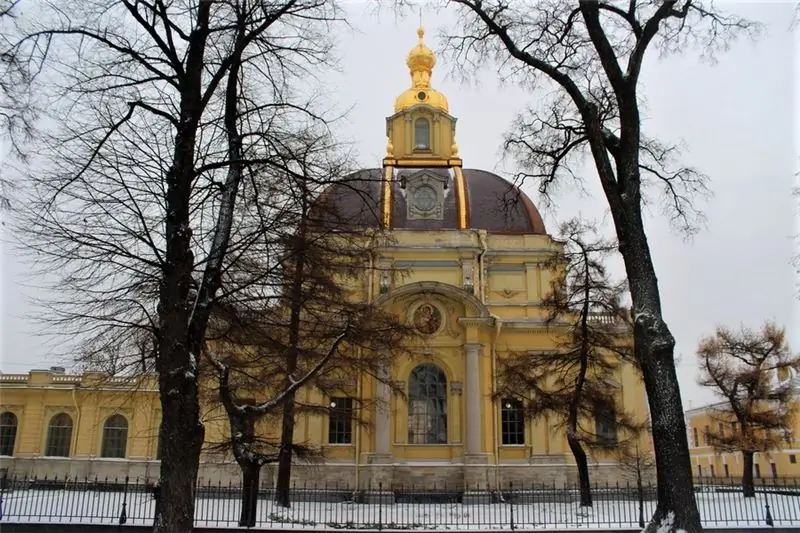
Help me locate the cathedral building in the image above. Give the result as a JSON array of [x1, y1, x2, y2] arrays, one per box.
[[0, 28, 649, 491]]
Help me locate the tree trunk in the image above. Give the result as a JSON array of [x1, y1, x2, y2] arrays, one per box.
[[567, 434, 592, 507], [608, 199, 701, 533], [742, 451, 755, 498], [155, 368, 204, 533], [239, 461, 261, 527], [153, 8, 211, 529], [635, 322, 700, 532], [275, 392, 297, 508]]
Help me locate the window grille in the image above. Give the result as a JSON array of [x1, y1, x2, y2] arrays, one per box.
[[328, 397, 354, 445], [408, 364, 447, 444], [0, 412, 18, 456], [501, 399, 524, 445], [46, 413, 73, 457], [101, 414, 129, 458]]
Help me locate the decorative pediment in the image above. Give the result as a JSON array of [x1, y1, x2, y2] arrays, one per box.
[[400, 169, 449, 189], [402, 171, 447, 221]]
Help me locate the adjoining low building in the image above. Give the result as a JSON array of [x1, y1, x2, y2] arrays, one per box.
[[685, 402, 800, 480], [0, 27, 651, 492]]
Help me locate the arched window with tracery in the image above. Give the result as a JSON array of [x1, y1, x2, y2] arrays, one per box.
[[408, 363, 447, 444], [414, 118, 430, 150], [101, 414, 129, 458], [45, 413, 73, 457], [0, 412, 18, 456]]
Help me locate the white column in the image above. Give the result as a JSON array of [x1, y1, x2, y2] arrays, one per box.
[[464, 343, 482, 455], [375, 365, 391, 455]]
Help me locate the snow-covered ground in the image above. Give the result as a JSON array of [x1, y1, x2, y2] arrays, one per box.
[[0, 488, 797, 529]]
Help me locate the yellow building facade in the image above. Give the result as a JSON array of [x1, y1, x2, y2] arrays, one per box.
[[0, 28, 650, 490], [686, 402, 800, 480]]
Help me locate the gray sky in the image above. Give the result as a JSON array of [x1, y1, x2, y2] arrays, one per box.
[[1, 2, 798, 409]]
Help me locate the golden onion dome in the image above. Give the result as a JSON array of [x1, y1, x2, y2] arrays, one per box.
[[394, 27, 449, 113], [407, 27, 435, 72]]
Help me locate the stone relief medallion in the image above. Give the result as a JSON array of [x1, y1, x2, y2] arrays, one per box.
[[412, 303, 443, 335]]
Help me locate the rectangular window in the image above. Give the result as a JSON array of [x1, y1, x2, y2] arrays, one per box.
[[703, 425, 710, 446], [718, 422, 724, 435], [710, 464, 715, 478], [595, 405, 617, 444], [697, 464, 702, 477], [501, 399, 524, 445], [328, 397, 353, 445], [755, 463, 761, 478], [724, 463, 729, 477], [771, 462, 778, 478], [692, 427, 699, 447], [790, 454, 797, 464]]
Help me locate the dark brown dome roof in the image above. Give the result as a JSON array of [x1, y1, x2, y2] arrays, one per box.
[[315, 167, 546, 234]]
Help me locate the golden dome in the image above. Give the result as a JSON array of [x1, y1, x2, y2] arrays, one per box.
[[407, 27, 435, 73], [394, 27, 449, 113]]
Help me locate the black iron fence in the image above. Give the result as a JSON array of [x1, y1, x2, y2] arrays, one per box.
[[1, 474, 798, 529]]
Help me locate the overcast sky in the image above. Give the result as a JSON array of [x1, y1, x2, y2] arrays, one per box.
[[1, 2, 798, 409]]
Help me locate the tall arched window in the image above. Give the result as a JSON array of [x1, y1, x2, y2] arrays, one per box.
[[414, 118, 430, 150], [45, 413, 73, 457], [408, 364, 447, 444], [0, 412, 18, 456], [101, 414, 129, 458]]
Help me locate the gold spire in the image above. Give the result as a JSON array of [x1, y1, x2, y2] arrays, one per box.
[[394, 26, 449, 113]]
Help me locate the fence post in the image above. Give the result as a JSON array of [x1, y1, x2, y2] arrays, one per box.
[[0, 470, 7, 521], [509, 481, 515, 531], [378, 481, 383, 531], [765, 498, 774, 527], [119, 475, 128, 525], [152, 481, 161, 528]]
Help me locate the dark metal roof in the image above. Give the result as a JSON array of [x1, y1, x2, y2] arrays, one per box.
[[313, 167, 547, 234]]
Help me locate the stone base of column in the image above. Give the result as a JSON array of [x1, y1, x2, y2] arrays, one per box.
[[363, 454, 394, 493], [367, 453, 393, 465], [462, 453, 491, 500]]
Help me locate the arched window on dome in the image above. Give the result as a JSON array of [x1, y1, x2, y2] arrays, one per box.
[[101, 414, 129, 458], [45, 413, 73, 457], [414, 118, 430, 150], [0, 412, 18, 456], [408, 363, 447, 444]]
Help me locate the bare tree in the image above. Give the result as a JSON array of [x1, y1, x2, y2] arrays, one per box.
[[202, 138, 415, 519], [437, 2, 758, 530], [0, 0, 43, 206], [497, 218, 639, 507], [617, 441, 656, 528], [697, 322, 799, 497], [10, 2, 344, 531]]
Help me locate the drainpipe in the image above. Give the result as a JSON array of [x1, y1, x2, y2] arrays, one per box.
[[474, 229, 498, 488], [475, 230, 488, 302], [71, 384, 82, 472], [489, 315, 503, 491], [353, 367, 362, 497], [353, 249, 375, 495]]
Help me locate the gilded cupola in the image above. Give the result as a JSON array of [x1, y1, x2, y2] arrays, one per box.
[[394, 27, 449, 114], [386, 27, 459, 166]]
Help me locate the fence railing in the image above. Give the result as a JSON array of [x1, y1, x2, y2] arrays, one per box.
[[1, 475, 798, 529]]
